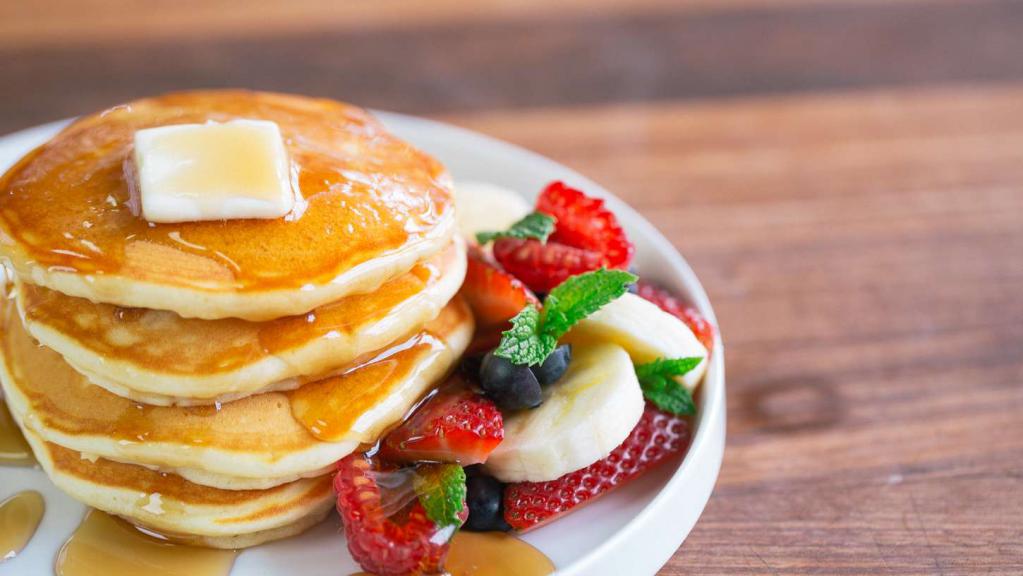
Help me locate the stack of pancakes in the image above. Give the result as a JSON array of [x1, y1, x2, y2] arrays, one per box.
[[0, 91, 472, 548]]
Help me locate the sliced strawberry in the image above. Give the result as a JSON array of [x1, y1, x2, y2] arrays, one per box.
[[335, 455, 455, 576], [503, 404, 691, 532], [379, 384, 504, 466], [636, 281, 716, 352], [536, 181, 634, 270], [492, 237, 603, 294], [461, 247, 539, 331]]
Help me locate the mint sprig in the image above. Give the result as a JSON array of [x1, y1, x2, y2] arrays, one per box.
[[635, 357, 703, 415], [495, 269, 636, 366], [476, 212, 556, 245], [413, 464, 466, 530]]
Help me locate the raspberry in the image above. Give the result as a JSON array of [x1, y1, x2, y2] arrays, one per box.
[[334, 455, 452, 576], [492, 237, 603, 294], [635, 282, 716, 351], [536, 181, 634, 270], [503, 405, 691, 532]]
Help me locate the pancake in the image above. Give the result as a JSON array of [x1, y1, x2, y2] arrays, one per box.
[[22, 430, 334, 549], [1, 296, 473, 490], [16, 238, 466, 406], [0, 90, 456, 321]]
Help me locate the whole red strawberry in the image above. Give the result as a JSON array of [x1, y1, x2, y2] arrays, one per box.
[[503, 405, 691, 532], [379, 385, 504, 466], [335, 455, 464, 576], [636, 281, 715, 351], [536, 181, 634, 270]]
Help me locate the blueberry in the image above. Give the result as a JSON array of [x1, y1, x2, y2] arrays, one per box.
[[464, 472, 511, 532], [531, 344, 571, 386], [480, 351, 542, 411]]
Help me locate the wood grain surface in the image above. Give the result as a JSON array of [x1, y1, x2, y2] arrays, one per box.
[[2, 0, 1022, 574]]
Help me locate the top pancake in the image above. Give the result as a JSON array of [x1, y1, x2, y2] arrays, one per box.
[[0, 90, 456, 320]]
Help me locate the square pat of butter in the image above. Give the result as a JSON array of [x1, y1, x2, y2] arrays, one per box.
[[133, 119, 295, 223]]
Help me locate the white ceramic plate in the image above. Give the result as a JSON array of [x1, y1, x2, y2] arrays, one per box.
[[0, 112, 725, 576]]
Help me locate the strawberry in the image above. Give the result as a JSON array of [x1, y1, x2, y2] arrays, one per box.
[[636, 282, 716, 352], [503, 404, 691, 532], [379, 384, 504, 466], [461, 246, 539, 331], [492, 237, 603, 294], [335, 455, 465, 576], [536, 181, 634, 270]]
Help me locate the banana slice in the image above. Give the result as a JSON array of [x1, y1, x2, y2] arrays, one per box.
[[454, 181, 531, 242], [564, 292, 708, 391], [485, 342, 644, 483]]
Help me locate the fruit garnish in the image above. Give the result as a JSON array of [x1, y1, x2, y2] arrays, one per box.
[[379, 385, 504, 466], [535, 181, 634, 270], [464, 467, 512, 532], [461, 247, 540, 332], [475, 212, 556, 246], [335, 455, 467, 576], [479, 351, 542, 411], [502, 404, 691, 532], [531, 344, 571, 386], [635, 281, 716, 352], [485, 341, 644, 483], [495, 268, 636, 366], [492, 237, 603, 294], [635, 357, 702, 415]]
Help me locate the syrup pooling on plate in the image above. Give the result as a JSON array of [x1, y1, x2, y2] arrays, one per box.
[[0, 490, 44, 562], [0, 91, 453, 293], [288, 296, 472, 443], [445, 532, 555, 576], [55, 510, 237, 576], [0, 397, 33, 466]]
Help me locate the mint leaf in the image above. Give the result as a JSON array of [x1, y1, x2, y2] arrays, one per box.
[[413, 464, 466, 530], [496, 269, 637, 366], [542, 269, 637, 340], [495, 305, 554, 366], [476, 212, 556, 245], [635, 357, 703, 415]]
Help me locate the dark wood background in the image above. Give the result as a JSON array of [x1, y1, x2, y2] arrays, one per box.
[[2, 1, 1022, 574]]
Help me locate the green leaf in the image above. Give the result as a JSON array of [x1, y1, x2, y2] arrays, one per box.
[[542, 269, 637, 340], [635, 357, 703, 415], [495, 269, 636, 366], [476, 212, 556, 245], [413, 464, 466, 530], [494, 305, 555, 366]]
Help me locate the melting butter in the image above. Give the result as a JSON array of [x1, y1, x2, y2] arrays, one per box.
[[132, 119, 295, 223]]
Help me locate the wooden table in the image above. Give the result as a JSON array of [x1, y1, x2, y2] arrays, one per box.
[[3, 0, 1022, 574]]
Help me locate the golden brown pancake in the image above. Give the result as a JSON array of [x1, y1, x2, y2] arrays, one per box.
[[17, 239, 466, 405], [0, 90, 456, 320], [1, 296, 473, 490], [21, 429, 334, 549]]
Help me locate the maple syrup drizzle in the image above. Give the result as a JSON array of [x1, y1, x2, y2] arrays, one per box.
[[0, 490, 44, 562], [55, 510, 237, 576], [0, 398, 34, 466], [347, 531, 554, 576]]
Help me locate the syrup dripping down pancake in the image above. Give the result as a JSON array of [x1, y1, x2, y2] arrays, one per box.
[[17, 239, 465, 406], [21, 429, 334, 549], [0, 90, 455, 320], [0, 296, 473, 490]]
